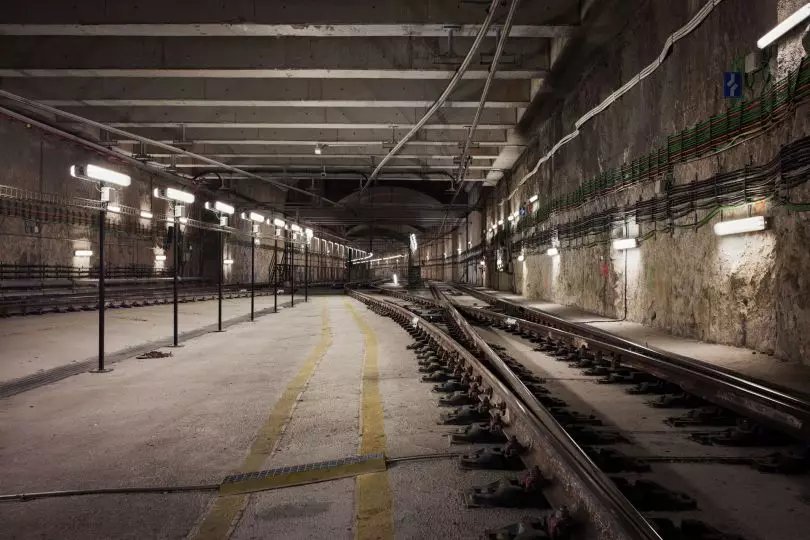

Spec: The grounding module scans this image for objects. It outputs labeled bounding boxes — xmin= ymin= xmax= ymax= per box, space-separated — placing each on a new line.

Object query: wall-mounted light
xmin=529 ymin=194 xmax=539 ymax=203
xmin=70 ymin=164 xmax=131 ymax=187
xmin=314 ymin=143 xmax=323 ymax=155
xmin=613 ymin=238 xmax=638 ymax=250
xmin=74 ymin=250 xmax=93 ymax=257
xmin=547 ymin=247 xmax=559 ymax=256
xmin=223 ymin=259 xmax=234 ymax=265
xmin=155 ymin=254 xmax=167 ymax=262
xmin=757 ymin=3 xmax=810 ymax=49
xmin=154 ymin=187 xmax=195 ymax=204
xmin=713 ymin=216 xmax=766 ymax=236
xmin=241 ymin=211 xmax=264 ymax=223
xmin=140 ymin=210 xmax=153 ymax=219
xmin=204 ymin=201 xmax=235 ymax=215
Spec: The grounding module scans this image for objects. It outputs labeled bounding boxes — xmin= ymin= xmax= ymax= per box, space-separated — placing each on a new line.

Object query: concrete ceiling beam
xmin=54 ymin=106 xmax=519 ymax=126
xmin=101 ymin=127 xmax=511 ymax=143
xmin=0 ymin=68 xmax=545 ymax=80
xmin=100 ymin=122 xmax=513 ymax=130
xmin=0 ymin=23 xmax=576 ymax=38
xmin=0 ymin=0 xmax=578 ymax=26
xmin=35 ymin=99 xmax=529 ymax=109
xmin=0 ymin=78 xmax=530 ymax=103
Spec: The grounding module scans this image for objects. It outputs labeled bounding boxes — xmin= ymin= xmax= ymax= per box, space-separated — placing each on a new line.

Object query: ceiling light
xmin=517 ymin=254 xmax=525 ymax=262
xmin=314 ymin=144 xmax=323 ymax=155
xmin=758 ymin=3 xmax=810 ymax=49
xmin=291 ymin=224 xmax=302 ymax=233
xmin=178 ymin=217 xmax=189 ymax=224
xmin=74 ymin=250 xmax=93 ymax=257
xmin=713 ymin=216 xmax=766 ymax=236
xmin=507 ymin=215 xmax=514 ymax=221
xmin=106 ymin=204 xmax=121 ymax=213
xmin=273 ymin=218 xmax=286 ymax=228
xmin=155 ymin=254 xmax=167 ymax=262
xmin=154 ymin=187 xmax=195 ymax=203
xmin=529 ymin=195 xmax=539 ymax=203
xmin=305 ymin=228 xmax=314 ymax=239
xmin=140 ymin=210 xmax=153 ymax=219
xmin=70 ymin=164 xmax=131 ymax=187
xmin=224 ymin=259 xmax=234 ymax=265
xmin=613 ymin=238 xmax=638 ymax=250
xmin=204 ymin=201 xmax=235 ymax=215
xmin=547 ymin=247 xmax=559 ymax=256
xmin=498 ymin=219 xmax=504 ymax=226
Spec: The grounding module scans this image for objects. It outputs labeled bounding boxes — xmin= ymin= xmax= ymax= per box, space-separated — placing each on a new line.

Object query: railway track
xmin=0 ymin=281 xmax=344 ymax=317
xmin=358 ymin=284 xmax=810 ymax=539
xmin=350 ymin=287 xmax=661 ymax=539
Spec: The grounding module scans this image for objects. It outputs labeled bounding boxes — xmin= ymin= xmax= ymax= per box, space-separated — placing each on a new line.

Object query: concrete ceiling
xmin=0 ymin=0 xmax=582 ymax=241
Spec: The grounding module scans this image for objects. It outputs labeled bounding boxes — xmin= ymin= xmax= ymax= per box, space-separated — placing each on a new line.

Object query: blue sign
xmin=724 ymin=72 xmax=743 ymax=99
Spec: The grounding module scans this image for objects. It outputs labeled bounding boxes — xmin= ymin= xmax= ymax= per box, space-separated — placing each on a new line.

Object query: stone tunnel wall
xmin=0 ymin=118 xmax=336 ymax=286
xmin=481 ymin=0 xmax=810 ymax=364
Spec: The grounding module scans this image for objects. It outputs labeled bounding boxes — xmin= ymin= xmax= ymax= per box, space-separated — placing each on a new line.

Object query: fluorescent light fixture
xmin=291 ymin=224 xmax=302 ymax=233
xmin=758 ymin=3 xmax=810 ymax=49
xmin=70 ymin=164 xmax=131 ymax=187
xmin=529 ymin=195 xmax=539 ymax=203
xmin=140 ymin=210 xmax=153 ymax=219
xmin=106 ymin=204 xmax=121 ymax=213
xmin=713 ymin=215 xmax=766 ymax=236
xmin=74 ymin=250 xmax=93 ymax=257
xmin=205 ymin=201 xmax=235 ymax=215
xmin=547 ymin=247 xmax=559 ymax=256
xmin=272 ymin=218 xmax=286 ymax=228
xmin=305 ymin=228 xmax=314 ymax=239
xmin=155 ymin=254 xmax=167 ymax=262
xmin=154 ymin=187 xmax=195 ymax=203
xmin=248 ymin=211 xmax=265 ymax=223
xmin=613 ymin=238 xmax=638 ymax=250
xmin=223 ymin=259 xmax=234 ymax=265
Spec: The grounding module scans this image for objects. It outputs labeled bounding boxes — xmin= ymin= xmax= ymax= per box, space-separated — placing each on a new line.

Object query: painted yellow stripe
xmin=192 ymin=302 xmax=332 ymax=540
xmin=345 ymin=299 xmax=395 ymax=540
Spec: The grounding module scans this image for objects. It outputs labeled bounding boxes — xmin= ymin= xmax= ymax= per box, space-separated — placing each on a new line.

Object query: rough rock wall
xmin=491 ymin=0 xmax=810 ymax=363
xmin=0 ymin=119 xmax=167 ymax=271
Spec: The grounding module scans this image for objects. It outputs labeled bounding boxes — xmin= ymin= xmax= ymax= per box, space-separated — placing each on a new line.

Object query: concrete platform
xmin=455 ymin=286 xmax=810 ymax=397
xmin=0 ymin=294 xmax=294 ymax=385
xmin=0 ymin=295 xmax=546 ymax=539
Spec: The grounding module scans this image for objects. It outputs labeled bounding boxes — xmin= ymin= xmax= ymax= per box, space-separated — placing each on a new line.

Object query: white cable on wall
xmin=502 ymin=0 xmax=725 ymax=204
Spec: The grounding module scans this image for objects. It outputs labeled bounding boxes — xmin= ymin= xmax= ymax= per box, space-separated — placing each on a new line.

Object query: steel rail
xmin=422 ymin=284 xmax=661 ymax=539
xmin=448 ymin=283 xmax=810 ymax=442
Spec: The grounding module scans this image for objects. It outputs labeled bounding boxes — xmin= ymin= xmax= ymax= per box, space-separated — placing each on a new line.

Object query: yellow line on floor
xmin=345 ymin=299 xmax=395 ymax=540
xmin=191 ymin=302 xmax=332 ymax=540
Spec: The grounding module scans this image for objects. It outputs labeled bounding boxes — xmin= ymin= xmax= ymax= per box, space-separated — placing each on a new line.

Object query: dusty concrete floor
xmin=0 ymin=294 xmax=293 ymax=382
xmin=0 ymin=296 xmax=544 ymax=539
xmin=456 ymin=286 xmax=810 ymax=396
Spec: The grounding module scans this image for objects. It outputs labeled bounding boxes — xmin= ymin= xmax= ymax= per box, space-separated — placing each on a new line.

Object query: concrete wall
xmin=0 ymin=117 xmax=353 ymax=285
xmin=484 ymin=0 xmax=810 ymax=363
